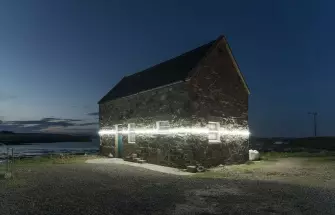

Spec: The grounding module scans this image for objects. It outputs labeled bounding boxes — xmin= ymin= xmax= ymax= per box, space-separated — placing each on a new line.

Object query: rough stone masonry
xmin=99 ymin=36 xmax=249 ymax=168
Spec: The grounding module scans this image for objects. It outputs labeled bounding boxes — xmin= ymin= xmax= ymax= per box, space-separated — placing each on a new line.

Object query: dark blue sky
xmin=0 ymin=0 xmax=334 ymax=137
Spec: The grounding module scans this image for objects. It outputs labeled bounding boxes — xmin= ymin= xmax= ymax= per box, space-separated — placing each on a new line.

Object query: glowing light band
xmin=98 ymin=127 xmax=249 ymax=137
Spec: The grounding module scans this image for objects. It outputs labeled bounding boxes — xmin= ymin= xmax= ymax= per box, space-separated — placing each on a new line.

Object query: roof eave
xmin=224 ymin=40 xmax=251 ymax=95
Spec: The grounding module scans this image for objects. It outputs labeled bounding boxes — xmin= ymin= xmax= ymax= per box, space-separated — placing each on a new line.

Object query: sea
xmin=0 ymin=139 xmax=100 ymax=159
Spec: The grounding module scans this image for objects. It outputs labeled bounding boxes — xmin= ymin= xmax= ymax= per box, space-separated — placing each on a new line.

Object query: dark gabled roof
xmin=98 ymin=39 xmax=217 ymax=104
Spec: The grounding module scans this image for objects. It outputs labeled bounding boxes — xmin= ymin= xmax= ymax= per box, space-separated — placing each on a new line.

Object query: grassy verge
xmin=0 ymin=154 xmax=101 ymax=188
xmin=13 ymin=154 xmax=101 ymax=166
xmin=195 ymin=152 xmax=335 ymax=188
xmin=2 ymin=177 xmax=27 ymax=188
xmin=0 ymin=165 xmax=6 ymax=179
xmin=195 ymin=160 xmax=272 ymax=179
xmin=261 ymin=151 xmax=335 ymax=160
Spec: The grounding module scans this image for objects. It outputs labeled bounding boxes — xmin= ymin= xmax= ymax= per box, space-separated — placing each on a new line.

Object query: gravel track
xmin=0 ymin=163 xmax=334 ymax=215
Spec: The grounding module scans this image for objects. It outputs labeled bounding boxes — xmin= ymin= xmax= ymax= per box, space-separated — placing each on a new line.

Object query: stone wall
xmin=188 ymin=38 xmax=248 ymax=124
xmin=186 ymin=38 xmax=250 ymax=165
xmin=99 ymin=82 xmax=195 ymax=164
xmin=99 ymin=82 xmax=191 ymax=127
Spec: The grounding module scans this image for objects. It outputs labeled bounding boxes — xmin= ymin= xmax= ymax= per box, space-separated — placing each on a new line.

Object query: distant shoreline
xmin=0 ymin=133 xmax=93 ymax=145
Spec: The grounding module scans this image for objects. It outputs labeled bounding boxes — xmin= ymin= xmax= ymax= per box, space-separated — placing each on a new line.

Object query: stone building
xmin=98 ymin=35 xmax=250 ymax=168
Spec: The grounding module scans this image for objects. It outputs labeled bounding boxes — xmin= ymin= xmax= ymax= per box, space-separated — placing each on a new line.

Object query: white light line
xmin=98 ymin=127 xmax=249 ymax=137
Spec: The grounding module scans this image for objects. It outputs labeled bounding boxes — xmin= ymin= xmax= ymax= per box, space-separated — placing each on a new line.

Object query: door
xmin=115 ymin=124 xmax=123 ymax=158
xmin=118 ymin=133 xmax=123 ymax=158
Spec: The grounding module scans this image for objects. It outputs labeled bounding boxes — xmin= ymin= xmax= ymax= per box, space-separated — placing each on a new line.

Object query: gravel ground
xmin=0 ymin=163 xmax=335 ymax=215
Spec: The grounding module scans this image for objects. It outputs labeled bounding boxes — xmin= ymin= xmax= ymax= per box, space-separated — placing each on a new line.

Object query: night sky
xmin=0 ymin=0 xmax=333 ymax=137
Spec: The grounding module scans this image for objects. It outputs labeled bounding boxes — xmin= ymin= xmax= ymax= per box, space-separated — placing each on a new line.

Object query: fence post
xmin=6 ymin=147 xmax=9 ymax=172
xmin=11 ymin=148 xmax=14 ymax=174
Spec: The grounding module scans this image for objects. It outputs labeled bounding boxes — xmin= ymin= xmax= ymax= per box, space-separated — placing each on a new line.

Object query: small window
xmin=128 ymin=123 xmax=136 ymax=143
xmin=156 ymin=121 xmax=170 ymax=130
xmin=208 ymin=122 xmax=220 ymax=143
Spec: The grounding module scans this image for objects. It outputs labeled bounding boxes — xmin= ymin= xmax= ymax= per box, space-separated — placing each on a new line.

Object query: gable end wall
xmin=188 ymin=38 xmax=248 ymax=127
xmin=186 ymin=38 xmax=249 ymax=164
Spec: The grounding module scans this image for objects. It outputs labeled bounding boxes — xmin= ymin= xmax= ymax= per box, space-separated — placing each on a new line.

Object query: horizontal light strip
xmin=98 ymin=127 xmax=249 ymax=137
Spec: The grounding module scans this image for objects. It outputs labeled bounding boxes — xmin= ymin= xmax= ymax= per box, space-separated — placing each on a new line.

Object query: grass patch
xmin=13 ymin=154 xmax=101 ymax=166
xmin=309 ymin=156 xmax=335 ymax=162
xmin=0 ymin=171 xmax=28 ymax=188
xmin=0 ymin=165 xmax=6 ymax=172
xmin=4 ymin=177 xmax=27 ymax=188
xmin=194 ymin=171 xmax=236 ymax=179
xmin=0 ymin=155 xmax=101 ymax=188
xmin=195 ymin=152 xmax=335 ymax=188
xmin=0 ymin=165 xmax=8 ymax=180
xmin=194 ymin=161 xmax=271 ymax=179
xmin=225 ymin=160 xmax=272 ymax=172
xmin=261 ymin=151 xmax=335 ymax=160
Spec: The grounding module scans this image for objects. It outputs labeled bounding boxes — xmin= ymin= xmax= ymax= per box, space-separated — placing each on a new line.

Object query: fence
xmin=0 ymin=143 xmax=14 ymax=178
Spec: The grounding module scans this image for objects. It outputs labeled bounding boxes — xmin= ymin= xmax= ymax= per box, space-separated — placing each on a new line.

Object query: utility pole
xmin=308 ymin=112 xmax=317 ymax=137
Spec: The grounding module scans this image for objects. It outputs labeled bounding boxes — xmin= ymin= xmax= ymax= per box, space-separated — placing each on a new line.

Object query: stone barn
xmin=98 ymin=35 xmax=250 ymax=168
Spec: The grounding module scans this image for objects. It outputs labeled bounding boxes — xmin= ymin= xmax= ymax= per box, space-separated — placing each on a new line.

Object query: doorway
xmin=115 ymin=124 xmax=123 ymax=158
xmin=117 ymin=133 xmax=123 ymax=158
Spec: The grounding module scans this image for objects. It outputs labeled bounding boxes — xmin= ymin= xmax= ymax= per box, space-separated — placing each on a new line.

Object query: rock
xmin=283 ymin=148 xmax=292 ymax=152
xmin=319 ymin=150 xmax=328 ymax=155
xmin=4 ymin=172 xmax=12 ymax=179
xmin=124 ymin=156 xmax=132 ymax=161
xmin=187 ymin=166 xmax=197 ymax=173
xmin=249 ymin=149 xmax=260 ymax=161
xmin=196 ymin=166 xmax=206 ymax=172
xmin=134 ymin=158 xmax=141 ymax=162
xmin=108 ymin=153 xmax=114 ymax=158
xmin=218 ymin=164 xmax=224 ymax=167
xmin=138 ymin=159 xmax=146 ymax=164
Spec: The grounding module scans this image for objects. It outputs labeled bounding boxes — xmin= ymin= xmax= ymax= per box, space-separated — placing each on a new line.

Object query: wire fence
xmin=0 ymin=143 xmax=14 ymax=179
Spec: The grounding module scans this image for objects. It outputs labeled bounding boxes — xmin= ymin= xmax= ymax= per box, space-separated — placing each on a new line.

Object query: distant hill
xmin=0 ymin=130 xmax=15 ymax=134
xmin=0 ymin=132 xmax=92 ymax=144
xmin=250 ymin=136 xmax=335 ymax=152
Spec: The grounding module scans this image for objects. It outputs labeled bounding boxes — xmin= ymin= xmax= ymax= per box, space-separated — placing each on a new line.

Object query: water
xmin=0 ymin=139 xmax=100 ymax=158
